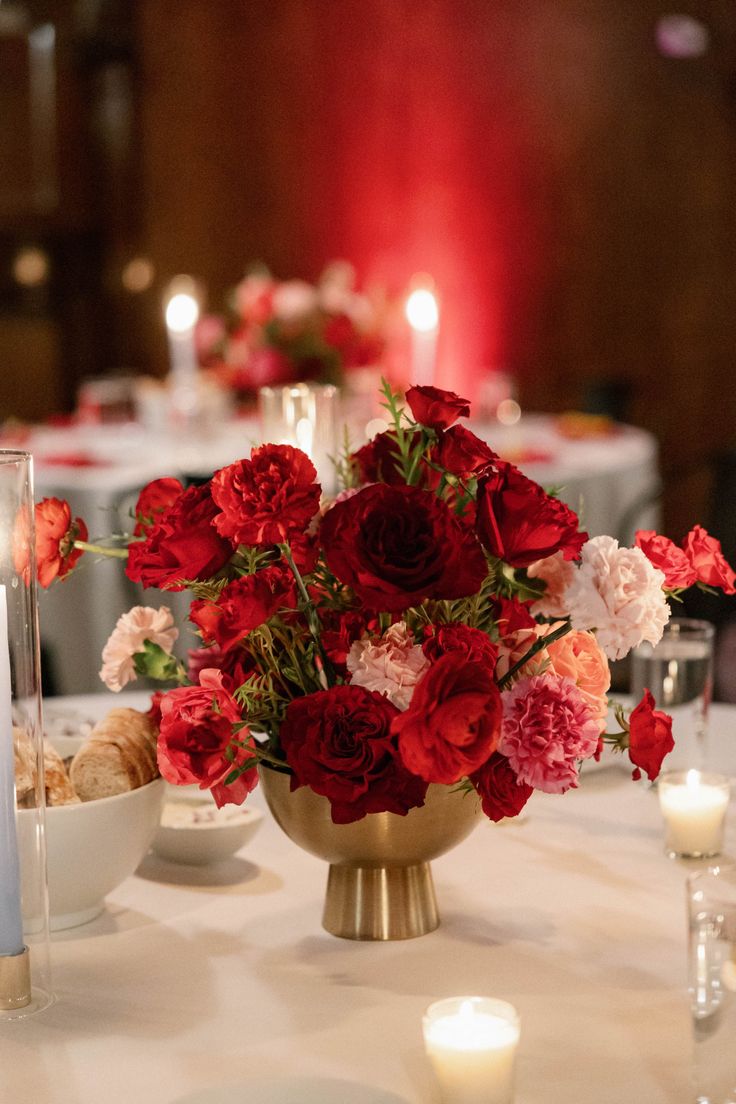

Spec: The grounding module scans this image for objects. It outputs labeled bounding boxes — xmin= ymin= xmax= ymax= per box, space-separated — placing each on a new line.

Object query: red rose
xmin=627 ymin=689 xmax=675 ymax=781
xmin=392 ymin=653 xmax=502 ymax=784
xmin=490 ymin=594 xmax=537 ymax=636
xmin=279 ymin=685 xmax=428 ymax=824
xmin=320 ymin=609 xmax=377 ymax=670
xmin=157 ymin=669 xmax=258 ymax=807
xmin=682 ymin=525 xmax=736 ymax=595
xmin=406 ymin=385 xmax=470 ymax=431
xmin=422 ymin=623 xmax=499 ymax=669
xmin=27 ymin=498 xmax=88 ymax=588
xmin=133 ymin=478 xmax=184 ymax=537
xmin=476 ymin=462 xmax=587 ymax=568
xmin=212 ymin=444 xmax=321 ymax=547
xmin=433 ymin=425 xmax=497 ymax=480
xmin=321 ymin=483 xmax=487 ymax=612
xmin=126 ymin=482 xmax=234 ymax=590
xmin=471 ymin=752 xmax=533 ymax=822
xmin=353 ymin=430 xmax=418 ymax=486
xmin=634 ymin=530 xmax=697 ymax=589
xmin=186 ymin=643 xmax=256 ymax=692
xmin=190 ymin=566 xmax=294 ymax=650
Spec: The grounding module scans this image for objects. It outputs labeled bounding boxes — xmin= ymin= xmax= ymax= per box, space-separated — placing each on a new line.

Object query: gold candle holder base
xmin=324 ymin=861 xmax=438 ymax=940
xmin=0 ymin=946 xmax=31 ymax=1010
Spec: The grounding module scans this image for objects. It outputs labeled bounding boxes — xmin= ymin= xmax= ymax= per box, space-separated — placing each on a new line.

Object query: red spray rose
xmin=635 ymin=530 xmax=697 ymax=590
xmin=627 ymin=689 xmax=675 ymax=782
xmin=490 ymin=594 xmax=537 ymax=636
xmin=422 ymin=623 xmax=499 ymax=669
xmin=471 ymin=752 xmax=533 ymax=822
xmin=26 ymin=497 xmax=88 ymax=588
xmin=279 ymin=684 xmax=428 ymax=824
xmin=212 ymin=444 xmax=321 ymax=547
xmin=476 ymin=461 xmax=587 ymax=568
xmin=433 ymin=425 xmax=497 ymax=480
xmin=405 ymin=385 xmax=470 ymax=431
xmin=190 ymin=566 xmax=295 ymax=651
xmin=320 ymin=483 xmax=487 ymax=612
xmin=682 ymin=525 xmax=736 ymax=595
xmin=133 ymin=478 xmax=184 ymax=537
xmin=353 ymin=430 xmax=422 ymax=487
xmin=392 ymin=653 xmax=502 ymax=784
xmin=157 ymin=668 xmax=258 ymax=807
xmin=126 ymin=482 xmax=234 ymax=590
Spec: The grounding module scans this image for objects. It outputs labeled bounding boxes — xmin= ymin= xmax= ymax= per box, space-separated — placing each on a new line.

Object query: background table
xmin=0 ymin=691 xmax=730 ymax=1104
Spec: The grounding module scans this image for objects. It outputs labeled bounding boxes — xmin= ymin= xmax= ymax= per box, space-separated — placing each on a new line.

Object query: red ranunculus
xmin=422 ymin=623 xmax=499 ymax=669
xmin=476 ymin=461 xmax=587 ymax=568
xmin=279 ymin=684 xmax=428 ymax=824
xmin=157 ymin=669 xmax=258 ymax=807
xmin=406 ymin=385 xmax=470 ymax=431
xmin=392 ymin=653 xmax=502 ymax=784
xmin=627 ymin=689 xmax=675 ymax=781
xmin=133 ymin=477 xmax=184 ymax=537
xmin=433 ymin=425 xmax=497 ymax=479
xmin=126 ymin=481 xmax=235 ymax=590
xmin=212 ymin=444 xmax=321 ymax=547
xmin=320 ymin=483 xmax=488 ymax=612
xmin=28 ymin=497 xmax=88 ymax=588
xmin=635 ymin=530 xmax=697 ymax=589
xmin=682 ymin=525 xmax=736 ymax=595
xmin=190 ymin=566 xmax=294 ymax=650
xmin=471 ymin=752 xmax=533 ymax=822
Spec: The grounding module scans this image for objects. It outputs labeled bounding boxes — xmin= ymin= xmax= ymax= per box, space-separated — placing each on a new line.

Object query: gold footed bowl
xmin=259 ymin=766 xmax=483 ymax=941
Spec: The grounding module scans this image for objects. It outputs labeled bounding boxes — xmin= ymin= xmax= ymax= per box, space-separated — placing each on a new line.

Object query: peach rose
xmin=527 ymin=551 xmax=577 ymax=618
xmin=546 ymin=629 xmax=610 ymax=728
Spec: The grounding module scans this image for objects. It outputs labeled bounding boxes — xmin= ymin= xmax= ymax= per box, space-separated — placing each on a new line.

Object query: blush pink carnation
xmin=563 ymin=535 xmax=670 ymax=660
xmin=499 ymin=673 xmax=601 ymax=793
xmin=347 ymin=622 xmax=429 ymax=710
xmin=527 ymin=551 xmax=577 ymax=618
xmin=99 ymin=605 xmax=178 ymax=691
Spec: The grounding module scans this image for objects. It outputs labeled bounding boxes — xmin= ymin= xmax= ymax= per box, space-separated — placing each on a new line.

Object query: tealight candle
xmin=658 ymin=769 xmax=730 ymax=858
xmin=423 ymin=996 xmax=520 ymax=1104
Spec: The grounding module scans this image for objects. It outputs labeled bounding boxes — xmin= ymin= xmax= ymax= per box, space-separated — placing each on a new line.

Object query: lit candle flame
xmin=165 ymin=292 xmax=199 ymax=334
xmin=405 ymin=287 xmax=439 ymax=333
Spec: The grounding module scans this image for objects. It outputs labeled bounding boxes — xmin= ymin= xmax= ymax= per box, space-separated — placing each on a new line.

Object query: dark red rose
xmin=392 ymin=653 xmax=502 ymax=784
xmin=476 ymin=462 xmax=587 ymax=568
xmin=353 ymin=430 xmax=413 ymax=486
xmin=27 ymin=498 xmax=88 ymax=588
xmin=627 ymin=689 xmax=675 ymax=781
xmin=212 ymin=444 xmax=321 ymax=547
xmin=190 ymin=566 xmax=294 ymax=650
xmin=320 ymin=483 xmax=488 ymax=612
xmin=320 ymin=609 xmax=377 ymax=670
xmin=133 ymin=478 xmax=184 ymax=537
xmin=433 ymin=425 xmax=497 ymax=479
xmin=471 ymin=752 xmax=533 ymax=822
xmin=279 ymin=684 xmax=428 ymax=824
xmin=406 ymin=385 xmax=470 ymax=431
xmin=489 ymin=594 xmax=537 ymax=636
xmin=682 ymin=525 xmax=736 ymax=595
xmin=422 ymin=623 xmax=499 ymax=670
xmin=126 ymin=482 xmax=235 ymax=590
xmin=157 ymin=669 xmax=258 ymax=807
xmin=635 ymin=530 xmax=697 ymax=590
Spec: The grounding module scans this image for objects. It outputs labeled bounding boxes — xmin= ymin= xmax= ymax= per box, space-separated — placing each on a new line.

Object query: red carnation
xmin=190 ymin=566 xmax=294 ymax=650
xmin=627 ymin=689 xmax=675 ymax=782
xmin=279 ymin=684 xmax=428 ymax=824
xmin=635 ymin=530 xmax=697 ymax=590
xmin=212 ymin=444 xmax=321 ymax=547
xmin=157 ymin=669 xmax=258 ymax=808
xmin=433 ymin=425 xmax=497 ymax=479
xmin=476 ymin=461 xmax=587 ymax=568
xmin=320 ymin=483 xmax=488 ymax=612
xmin=423 ymin=623 xmax=499 ymax=670
xmin=471 ymin=752 xmax=533 ymax=822
xmin=133 ymin=478 xmax=184 ymax=537
xmin=682 ymin=525 xmax=736 ymax=595
xmin=406 ymin=385 xmax=470 ymax=431
xmin=320 ymin=609 xmax=377 ymax=670
xmin=392 ymin=653 xmax=502 ymax=784
xmin=24 ymin=498 xmax=88 ymax=588
xmin=126 ymin=481 xmax=234 ymax=590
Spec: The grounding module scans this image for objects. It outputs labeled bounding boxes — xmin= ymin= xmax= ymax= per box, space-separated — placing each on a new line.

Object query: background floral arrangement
xmin=24 ymin=383 xmax=736 ymax=823
xmin=195 ymin=260 xmax=388 ymax=398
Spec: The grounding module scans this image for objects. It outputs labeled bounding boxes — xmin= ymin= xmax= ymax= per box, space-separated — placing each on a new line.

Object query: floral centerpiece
xmin=25 ymin=383 xmax=736 ymax=937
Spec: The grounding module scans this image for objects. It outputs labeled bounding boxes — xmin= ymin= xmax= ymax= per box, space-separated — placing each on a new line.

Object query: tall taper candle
xmin=0 ymin=585 xmax=24 ymax=956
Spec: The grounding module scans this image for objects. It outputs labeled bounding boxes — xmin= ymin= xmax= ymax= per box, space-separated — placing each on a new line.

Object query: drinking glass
xmin=259 ymin=382 xmax=338 ymax=495
xmin=630 ymin=618 xmax=714 ymax=769
xmin=688 ymin=865 xmax=736 ymax=1103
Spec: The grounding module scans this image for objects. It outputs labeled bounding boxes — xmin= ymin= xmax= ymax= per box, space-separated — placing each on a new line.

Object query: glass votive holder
xmin=259 ymin=382 xmax=338 ymax=495
xmin=658 ymin=770 xmax=730 ymax=859
xmin=422 ymin=996 xmax=520 ymax=1104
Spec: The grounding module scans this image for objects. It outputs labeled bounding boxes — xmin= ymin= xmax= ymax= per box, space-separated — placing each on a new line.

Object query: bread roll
xmin=13 ymin=726 xmax=37 ymax=807
xmin=43 ymin=741 xmax=80 ymax=806
xmin=70 ymin=707 xmax=160 ymax=801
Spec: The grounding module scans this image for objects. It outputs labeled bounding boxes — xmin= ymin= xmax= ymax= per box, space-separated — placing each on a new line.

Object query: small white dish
xmin=151 ymin=787 xmax=262 ymax=865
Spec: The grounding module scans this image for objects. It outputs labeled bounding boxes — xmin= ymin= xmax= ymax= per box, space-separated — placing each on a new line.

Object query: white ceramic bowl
xmin=18 ymin=777 xmax=165 ymax=931
xmin=151 ymin=788 xmax=263 ymax=865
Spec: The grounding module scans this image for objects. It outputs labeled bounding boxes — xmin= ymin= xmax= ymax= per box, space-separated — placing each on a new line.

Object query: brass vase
xmin=259 ymin=766 xmax=482 ymax=941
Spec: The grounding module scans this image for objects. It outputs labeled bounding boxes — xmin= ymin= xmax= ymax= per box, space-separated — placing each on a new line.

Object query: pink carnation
xmin=99 ymin=605 xmax=178 ymax=691
xmin=347 ymin=622 xmax=429 ymax=710
xmin=499 ymin=673 xmax=601 ymax=794
xmin=527 ymin=551 xmax=577 ymax=618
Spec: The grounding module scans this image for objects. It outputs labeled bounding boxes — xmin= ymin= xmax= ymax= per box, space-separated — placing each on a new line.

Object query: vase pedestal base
xmin=323 ymin=861 xmax=438 ymax=941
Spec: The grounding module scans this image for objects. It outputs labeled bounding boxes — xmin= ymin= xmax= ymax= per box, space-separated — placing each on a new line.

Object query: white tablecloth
xmin=1 ymin=691 xmax=732 ymax=1104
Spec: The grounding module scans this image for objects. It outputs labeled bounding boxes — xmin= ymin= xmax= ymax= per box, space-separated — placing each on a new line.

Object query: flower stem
xmin=497 ymin=619 xmax=572 ymax=689
xmin=280 ymin=542 xmax=332 ymax=689
xmin=73 ymin=540 xmax=128 ymax=559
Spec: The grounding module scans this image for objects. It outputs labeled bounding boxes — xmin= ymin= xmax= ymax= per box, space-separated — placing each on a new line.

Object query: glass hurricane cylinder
xmin=259 ymin=382 xmax=338 ymax=495
xmin=0 ymin=451 xmax=52 ymax=1017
